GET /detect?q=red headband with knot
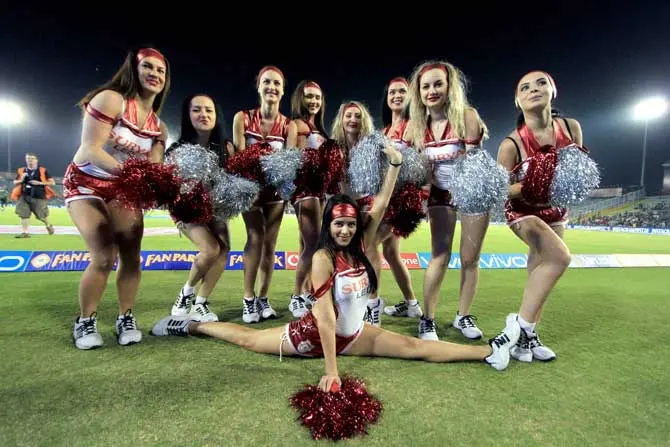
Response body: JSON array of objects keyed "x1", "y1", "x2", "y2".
[
  {"x1": 515, "y1": 71, "x2": 557, "y2": 107},
  {"x1": 418, "y1": 63, "x2": 447, "y2": 81},
  {"x1": 343, "y1": 102, "x2": 359, "y2": 113},
  {"x1": 137, "y1": 48, "x2": 165, "y2": 65},
  {"x1": 332, "y1": 204, "x2": 357, "y2": 219},
  {"x1": 305, "y1": 81, "x2": 321, "y2": 91},
  {"x1": 388, "y1": 77, "x2": 408, "y2": 87},
  {"x1": 257, "y1": 65, "x2": 285, "y2": 87}
]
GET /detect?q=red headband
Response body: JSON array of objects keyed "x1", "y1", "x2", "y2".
[
  {"x1": 257, "y1": 65, "x2": 285, "y2": 87},
  {"x1": 388, "y1": 77, "x2": 408, "y2": 87},
  {"x1": 332, "y1": 204, "x2": 357, "y2": 219},
  {"x1": 344, "y1": 102, "x2": 359, "y2": 113},
  {"x1": 137, "y1": 48, "x2": 165, "y2": 65},
  {"x1": 516, "y1": 71, "x2": 557, "y2": 105},
  {"x1": 418, "y1": 63, "x2": 448, "y2": 81},
  {"x1": 305, "y1": 81, "x2": 321, "y2": 91}
]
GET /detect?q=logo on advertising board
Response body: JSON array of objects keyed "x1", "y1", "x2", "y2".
[
  {"x1": 225, "y1": 251, "x2": 286, "y2": 270},
  {"x1": 26, "y1": 251, "x2": 100, "y2": 272},
  {"x1": 142, "y1": 251, "x2": 198, "y2": 271},
  {"x1": 0, "y1": 251, "x2": 31, "y2": 272},
  {"x1": 286, "y1": 251, "x2": 299, "y2": 271}
]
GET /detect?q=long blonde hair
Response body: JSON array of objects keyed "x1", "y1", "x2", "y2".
[
  {"x1": 405, "y1": 60, "x2": 487, "y2": 149},
  {"x1": 330, "y1": 101, "x2": 375, "y2": 148}
]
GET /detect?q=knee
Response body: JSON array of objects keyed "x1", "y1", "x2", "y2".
[
  {"x1": 382, "y1": 244, "x2": 398, "y2": 262},
  {"x1": 91, "y1": 251, "x2": 117, "y2": 272},
  {"x1": 460, "y1": 255, "x2": 480, "y2": 271},
  {"x1": 246, "y1": 229, "x2": 264, "y2": 247},
  {"x1": 430, "y1": 251, "x2": 452, "y2": 269},
  {"x1": 199, "y1": 244, "x2": 221, "y2": 264},
  {"x1": 554, "y1": 249, "x2": 572, "y2": 271}
]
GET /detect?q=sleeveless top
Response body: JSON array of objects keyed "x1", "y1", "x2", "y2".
[
  {"x1": 297, "y1": 118, "x2": 326, "y2": 149},
  {"x1": 383, "y1": 118, "x2": 409, "y2": 150},
  {"x1": 243, "y1": 108, "x2": 290, "y2": 150}
]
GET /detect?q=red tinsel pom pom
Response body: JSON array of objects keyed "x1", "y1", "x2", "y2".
[
  {"x1": 115, "y1": 157, "x2": 180, "y2": 210},
  {"x1": 320, "y1": 139, "x2": 344, "y2": 196},
  {"x1": 225, "y1": 142, "x2": 273, "y2": 184},
  {"x1": 168, "y1": 181, "x2": 213, "y2": 225},
  {"x1": 289, "y1": 375, "x2": 383, "y2": 441},
  {"x1": 521, "y1": 147, "x2": 558, "y2": 205},
  {"x1": 384, "y1": 184, "x2": 426, "y2": 238},
  {"x1": 294, "y1": 148, "x2": 326, "y2": 197}
]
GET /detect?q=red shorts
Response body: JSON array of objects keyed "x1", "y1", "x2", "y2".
[
  {"x1": 63, "y1": 162, "x2": 117, "y2": 204},
  {"x1": 505, "y1": 199, "x2": 568, "y2": 226},
  {"x1": 427, "y1": 184, "x2": 454, "y2": 208},
  {"x1": 283, "y1": 311, "x2": 362, "y2": 357}
]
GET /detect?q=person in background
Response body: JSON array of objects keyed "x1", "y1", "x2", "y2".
[{"x1": 11, "y1": 152, "x2": 56, "y2": 238}]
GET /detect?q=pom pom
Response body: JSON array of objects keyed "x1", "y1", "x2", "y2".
[
  {"x1": 169, "y1": 181, "x2": 213, "y2": 224},
  {"x1": 549, "y1": 145, "x2": 600, "y2": 207},
  {"x1": 293, "y1": 148, "x2": 327, "y2": 199},
  {"x1": 446, "y1": 149, "x2": 509, "y2": 214},
  {"x1": 115, "y1": 157, "x2": 180, "y2": 210},
  {"x1": 521, "y1": 145, "x2": 558, "y2": 204},
  {"x1": 260, "y1": 147, "x2": 302, "y2": 200},
  {"x1": 209, "y1": 171, "x2": 260, "y2": 221},
  {"x1": 348, "y1": 131, "x2": 388, "y2": 196},
  {"x1": 164, "y1": 143, "x2": 219, "y2": 187},
  {"x1": 289, "y1": 375, "x2": 383, "y2": 441},
  {"x1": 384, "y1": 183, "x2": 426, "y2": 237},
  {"x1": 321, "y1": 139, "x2": 345, "y2": 195},
  {"x1": 225, "y1": 142, "x2": 274, "y2": 184},
  {"x1": 397, "y1": 146, "x2": 429, "y2": 186}
]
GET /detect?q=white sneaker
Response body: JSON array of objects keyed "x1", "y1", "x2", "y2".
[
  {"x1": 172, "y1": 287, "x2": 194, "y2": 316},
  {"x1": 242, "y1": 298, "x2": 260, "y2": 324},
  {"x1": 73, "y1": 313, "x2": 103, "y2": 350},
  {"x1": 189, "y1": 301, "x2": 219, "y2": 322},
  {"x1": 366, "y1": 298, "x2": 383, "y2": 327},
  {"x1": 288, "y1": 295, "x2": 308, "y2": 318},
  {"x1": 453, "y1": 313, "x2": 483, "y2": 340},
  {"x1": 384, "y1": 300, "x2": 423, "y2": 318},
  {"x1": 510, "y1": 328, "x2": 533, "y2": 362},
  {"x1": 528, "y1": 331, "x2": 557, "y2": 361},
  {"x1": 257, "y1": 297, "x2": 278, "y2": 320},
  {"x1": 116, "y1": 310, "x2": 142, "y2": 346},
  {"x1": 485, "y1": 313, "x2": 521, "y2": 371},
  {"x1": 151, "y1": 315, "x2": 192, "y2": 336},
  {"x1": 302, "y1": 294, "x2": 316, "y2": 309},
  {"x1": 418, "y1": 317, "x2": 439, "y2": 341}
]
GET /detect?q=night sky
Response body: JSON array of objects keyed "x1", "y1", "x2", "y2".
[{"x1": 1, "y1": 5, "x2": 669, "y2": 192}]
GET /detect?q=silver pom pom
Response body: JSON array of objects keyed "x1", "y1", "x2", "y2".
[
  {"x1": 210, "y1": 171, "x2": 260, "y2": 221},
  {"x1": 398, "y1": 146, "x2": 429, "y2": 187},
  {"x1": 165, "y1": 143, "x2": 219, "y2": 186},
  {"x1": 260, "y1": 147, "x2": 302, "y2": 201},
  {"x1": 550, "y1": 145, "x2": 600, "y2": 207},
  {"x1": 348, "y1": 131, "x2": 388, "y2": 196},
  {"x1": 447, "y1": 149, "x2": 509, "y2": 215}
]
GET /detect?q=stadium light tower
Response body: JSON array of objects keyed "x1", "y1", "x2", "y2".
[
  {"x1": 0, "y1": 100, "x2": 24, "y2": 173},
  {"x1": 633, "y1": 96, "x2": 668, "y2": 189}
]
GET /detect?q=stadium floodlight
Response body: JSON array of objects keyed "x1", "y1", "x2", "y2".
[
  {"x1": 633, "y1": 96, "x2": 668, "y2": 188},
  {"x1": 0, "y1": 100, "x2": 24, "y2": 173}
]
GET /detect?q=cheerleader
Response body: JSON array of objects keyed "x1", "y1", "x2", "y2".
[
  {"x1": 288, "y1": 80, "x2": 329, "y2": 317},
  {"x1": 152, "y1": 143, "x2": 521, "y2": 388},
  {"x1": 167, "y1": 94, "x2": 234, "y2": 322},
  {"x1": 496, "y1": 71, "x2": 579, "y2": 362},
  {"x1": 404, "y1": 60, "x2": 490, "y2": 341},
  {"x1": 65, "y1": 47, "x2": 169, "y2": 349},
  {"x1": 232, "y1": 66, "x2": 297, "y2": 323}
]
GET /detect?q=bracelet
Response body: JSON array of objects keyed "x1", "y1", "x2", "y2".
[{"x1": 389, "y1": 161, "x2": 402, "y2": 167}]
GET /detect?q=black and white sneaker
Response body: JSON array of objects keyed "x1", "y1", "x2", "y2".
[
  {"x1": 527, "y1": 331, "x2": 557, "y2": 361},
  {"x1": 116, "y1": 309, "x2": 142, "y2": 346},
  {"x1": 384, "y1": 300, "x2": 423, "y2": 318},
  {"x1": 510, "y1": 328, "x2": 532, "y2": 362},
  {"x1": 419, "y1": 317, "x2": 439, "y2": 341},
  {"x1": 257, "y1": 297, "x2": 278, "y2": 320},
  {"x1": 366, "y1": 298, "x2": 383, "y2": 327},
  {"x1": 485, "y1": 313, "x2": 521, "y2": 371},
  {"x1": 73, "y1": 313, "x2": 103, "y2": 350},
  {"x1": 172, "y1": 287, "x2": 194, "y2": 316},
  {"x1": 189, "y1": 300, "x2": 218, "y2": 322},
  {"x1": 151, "y1": 315, "x2": 192, "y2": 336},
  {"x1": 453, "y1": 313, "x2": 483, "y2": 340},
  {"x1": 288, "y1": 295, "x2": 308, "y2": 318},
  {"x1": 242, "y1": 298, "x2": 260, "y2": 324}
]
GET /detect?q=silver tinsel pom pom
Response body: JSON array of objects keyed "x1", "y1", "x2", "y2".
[
  {"x1": 165, "y1": 143, "x2": 219, "y2": 186},
  {"x1": 550, "y1": 145, "x2": 600, "y2": 207},
  {"x1": 398, "y1": 146, "x2": 429, "y2": 187},
  {"x1": 210, "y1": 171, "x2": 260, "y2": 221},
  {"x1": 260, "y1": 147, "x2": 302, "y2": 200},
  {"x1": 447, "y1": 149, "x2": 509, "y2": 215},
  {"x1": 348, "y1": 131, "x2": 388, "y2": 196}
]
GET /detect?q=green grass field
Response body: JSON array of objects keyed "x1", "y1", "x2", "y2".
[{"x1": 1, "y1": 207, "x2": 669, "y2": 446}]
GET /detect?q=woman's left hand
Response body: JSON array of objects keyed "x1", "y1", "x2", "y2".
[{"x1": 382, "y1": 144, "x2": 402, "y2": 165}]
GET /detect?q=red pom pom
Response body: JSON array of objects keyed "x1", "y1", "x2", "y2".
[
  {"x1": 293, "y1": 148, "x2": 326, "y2": 199},
  {"x1": 384, "y1": 184, "x2": 426, "y2": 238},
  {"x1": 521, "y1": 146, "x2": 558, "y2": 205},
  {"x1": 289, "y1": 375, "x2": 383, "y2": 441},
  {"x1": 320, "y1": 139, "x2": 344, "y2": 195},
  {"x1": 225, "y1": 142, "x2": 273, "y2": 184},
  {"x1": 115, "y1": 158, "x2": 180, "y2": 210},
  {"x1": 169, "y1": 181, "x2": 213, "y2": 224}
]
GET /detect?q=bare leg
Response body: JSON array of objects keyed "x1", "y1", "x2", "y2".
[
  {"x1": 382, "y1": 233, "x2": 416, "y2": 301},
  {"x1": 190, "y1": 321, "x2": 295, "y2": 356},
  {"x1": 179, "y1": 224, "x2": 222, "y2": 288},
  {"x1": 258, "y1": 202, "x2": 285, "y2": 298},
  {"x1": 294, "y1": 198, "x2": 320, "y2": 296},
  {"x1": 533, "y1": 224, "x2": 566, "y2": 325},
  {"x1": 198, "y1": 224, "x2": 230, "y2": 298},
  {"x1": 67, "y1": 199, "x2": 117, "y2": 316},
  {"x1": 108, "y1": 203, "x2": 144, "y2": 314},
  {"x1": 458, "y1": 214, "x2": 490, "y2": 315},
  {"x1": 242, "y1": 208, "x2": 265, "y2": 297},
  {"x1": 422, "y1": 207, "x2": 458, "y2": 319},
  {"x1": 20, "y1": 218, "x2": 30, "y2": 233}
]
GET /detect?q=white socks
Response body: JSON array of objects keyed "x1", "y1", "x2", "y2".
[
  {"x1": 183, "y1": 283, "x2": 195, "y2": 295},
  {"x1": 518, "y1": 315, "x2": 536, "y2": 334}
]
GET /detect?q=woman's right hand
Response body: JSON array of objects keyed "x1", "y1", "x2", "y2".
[
  {"x1": 319, "y1": 374, "x2": 342, "y2": 392},
  {"x1": 382, "y1": 144, "x2": 403, "y2": 165}
]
